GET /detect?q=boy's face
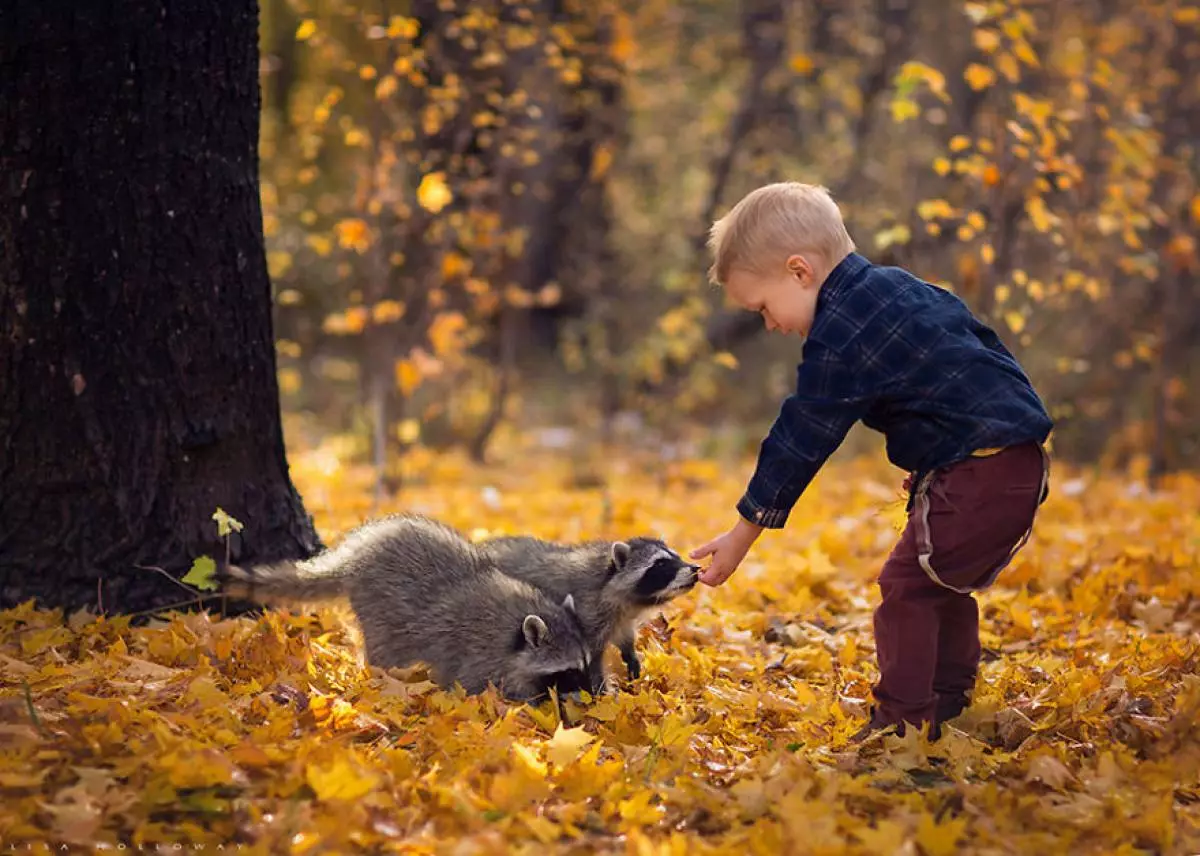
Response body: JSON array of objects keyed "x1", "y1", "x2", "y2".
[{"x1": 724, "y1": 254, "x2": 821, "y2": 337}]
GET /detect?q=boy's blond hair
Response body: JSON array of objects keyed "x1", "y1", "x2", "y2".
[{"x1": 707, "y1": 182, "x2": 856, "y2": 285}]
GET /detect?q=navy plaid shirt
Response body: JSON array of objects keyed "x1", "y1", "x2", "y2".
[{"x1": 738, "y1": 252, "x2": 1053, "y2": 529}]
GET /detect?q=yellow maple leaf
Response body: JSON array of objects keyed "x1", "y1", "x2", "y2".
[
  {"x1": 544, "y1": 723, "x2": 597, "y2": 767},
  {"x1": 964, "y1": 63, "x2": 996, "y2": 91},
  {"x1": 730, "y1": 776, "x2": 768, "y2": 819},
  {"x1": 849, "y1": 821, "x2": 907, "y2": 853},
  {"x1": 617, "y1": 790, "x2": 662, "y2": 827},
  {"x1": 1025, "y1": 195, "x2": 1053, "y2": 232},
  {"x1": 1014, "y1": 39, "x2": 1040, "y2": 67},
  {"x1": 184, "y1": 676, "x2": 227, "y2": 709},
  {"x1": 890, "y1": 98, "x2": 921, "y2": 123},
  {"x1": 521, "y1": 814, "x2": 560, "y2": 845},
  {"x1": 295, "y1": 19, "x2": 317, "y2": 41},
  {"x1": 1025, "y1": 753, "x2": 1075, "y2": 789},
  {"x1": 511, "y1": 742, "x2": 548, "y2": 779},
  {"x1": 917, "y1": 199, "x2": 955, "y2": 220},
  {"x1": 713, "y1": 351, "x2": 739, "y2": 370},
  {"x1": 334, "y1": 218, "x2": 370, "y2": 253},
  {"x1": 788, "y1": 53, "x2": 815, "y2": 74},
  {"x1": 387, "y1": 15, "x2": 420, "y2": 40},
  {"x1": 996, "y1": 52, "x2": 1021, "y2": 82},
  {"x1": 916, "y1": 813, "x2": 968, "y2": 856},
  {"x1": 305, "y1": 756, "x2": 378, "y2": 801},
  {"x1": 375, "y1": 75, "x2": 399, "y2": 101},
  {"x1": 973, "y1": 28, "x2": 1001, "y2": 53},
  {"x1": 428, "y1": 311, "x2": 468, "y2": 357},
  {"x1": 441, "y1": 251, "x2": 471, "y2": 280},
  {"x1": 590, "y1": 145, "x2": 614, "y2": 181},
  {"x1": 0, "y1": 769, "x2": 47, "y2": 788},
  {"x1": 417, "y1": 171, "x2": 453, "y2": 214},
  {"x1": 394, "y1": 358, "x2": 422, "y2": 395},
  {"x1": 306, "y1": 233, "x2": 333, "y2": 257},
  {"x1": 267, "y1": 250, "x2": 293, "y2": 280},
  {"x1": 396, "y1": 419, "x2": 421, "y2": 445},
  {"x1": 165, "y1": 748, "x2": 238, "y2": 789}
]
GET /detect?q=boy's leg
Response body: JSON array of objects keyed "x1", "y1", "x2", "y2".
[
  {"x1": 933, "y1": 593, "x2": 979, "y2": 723},
  {"x1": 870, "y1": 520, "x2": 955, "y2": 731},
  {"x1": 916, "y1": 443, "x2": 1049, "y2": 724}
]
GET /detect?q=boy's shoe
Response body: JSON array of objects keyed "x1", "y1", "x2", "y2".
[
  {"x1": 936, "y1": 693, "x2": 969, "y2": 724},
  {"x1": 849, "y1": 708, "x2": 943, "y2": 743},
  {"x1": 848, "y1": 710, "x2": 902, "y2": 744}
]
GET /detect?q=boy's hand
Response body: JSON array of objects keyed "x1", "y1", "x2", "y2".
[{"x1": 690, "y1": 518, "x2": 764, "y2": 586}]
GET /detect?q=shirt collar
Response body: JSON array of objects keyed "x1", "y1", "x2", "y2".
[{"x1": 816, "y1": 251, "x2": 871, "y2": 313}]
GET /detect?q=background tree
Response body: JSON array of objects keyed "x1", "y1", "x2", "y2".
[
  {"x1": 260, "y1": 0, "x2": 626, "y2": 494},
  {"x1": 258, "y1": 0, "x2": 1200, "y2": 487},
  {"x1": 0, "y1": 1, "x2": 321, "y2": 614}
]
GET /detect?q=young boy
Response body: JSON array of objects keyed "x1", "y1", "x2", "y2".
[{"x1": 690, "y1": 182, "x2": 1052, "y2": 740}]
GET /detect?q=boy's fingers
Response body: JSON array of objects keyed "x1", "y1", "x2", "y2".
[
  {"x1": 699, "y1": 560, "x2": 732, "y2": 587},
  {"x1": 689, "y1": 541, "x2": 717, "y2": 560}
]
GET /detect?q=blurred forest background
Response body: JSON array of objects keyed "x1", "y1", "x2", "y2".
[{"x1": 255, "y1": 0, "x2": 1200, "y2": 487}]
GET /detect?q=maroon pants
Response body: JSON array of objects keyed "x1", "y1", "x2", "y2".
[{"x1": 872, "y1": 442, "x2": 1049, "y2": 730}]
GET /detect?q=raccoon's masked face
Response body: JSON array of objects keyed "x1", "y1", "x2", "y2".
[
  {"x1": 607, "y1": 538, "x2": 701, "y2": 607},
  {"x1": 507, "y1": 594, "x2": 595, "y2": 702}
]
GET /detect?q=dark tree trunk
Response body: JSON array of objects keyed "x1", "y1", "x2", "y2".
[{"x1": 0, "y1": 1, "x2": 322, "y2": 615}]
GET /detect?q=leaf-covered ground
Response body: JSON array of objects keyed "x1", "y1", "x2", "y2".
[{"x1": 3, "y1": 439, "x2": 1198, "y2": 854}]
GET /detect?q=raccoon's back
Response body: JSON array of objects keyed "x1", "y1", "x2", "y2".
[
  {"x1": 338, "y1": 513, "x2": 483, "y2": 598},
  {"x1": 479, "y1": 536, "x2": 608, "y2": 596}
]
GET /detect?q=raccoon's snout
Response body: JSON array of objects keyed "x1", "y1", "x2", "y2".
[{"x1": 675, "y1": 562, "x2": 702, "y2": 591}]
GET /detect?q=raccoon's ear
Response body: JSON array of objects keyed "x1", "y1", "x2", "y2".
[
  {"x1": 562, "y1": 594, "x2": 576, "y2": 613},
  {"x1": 610, "y1": 541, "x2": 631, "y2": 569},
  {"x1": 522, "y1": 614, "x2": 550, "y2": 647}
]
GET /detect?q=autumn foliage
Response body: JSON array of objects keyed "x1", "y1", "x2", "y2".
[
  {"x1": 4, "y1": 0, "x2": 1199, "y2": 851},
  {"x1": 259, "y1": 0, "x2": 1200, "y2": 476},
  {"x1": 3, "y1": 436, "x2": 1197, "y2": 852}
]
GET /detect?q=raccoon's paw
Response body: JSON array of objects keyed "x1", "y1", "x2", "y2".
[{"x1": 621, "y1": 646, "x2": 642, "y2": 681}]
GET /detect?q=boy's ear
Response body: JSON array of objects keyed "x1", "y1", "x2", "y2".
[
  {"x1": 786, "y1": 253, "x2": 819, "y2": 287},
  {"x1": 786, "y1": 253, "x2": 810, "y2": 276}
]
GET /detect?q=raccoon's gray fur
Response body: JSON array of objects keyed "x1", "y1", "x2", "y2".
[
  {"x1": 217, "y1": 513, "x2": 593, "y2": 703},
  {"x1": 479, "y1": 535, "x2": 699, "y2": 688}
]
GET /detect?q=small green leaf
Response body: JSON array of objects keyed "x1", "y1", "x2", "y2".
[
  {"x1": 183, "y1": 556, "x2": 219, "y2": 591},
  {"x1": 212, "y1": 507, "x2": 244, "y2": 537}
]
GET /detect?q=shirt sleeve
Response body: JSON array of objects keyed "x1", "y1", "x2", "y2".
[{"x1": 736, "y1": 339, "x2": 873, "y2": 529}]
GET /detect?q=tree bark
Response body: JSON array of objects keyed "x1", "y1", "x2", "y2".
[{"x1": 0, "y1": 1, "x2": 321, "y2": 615}]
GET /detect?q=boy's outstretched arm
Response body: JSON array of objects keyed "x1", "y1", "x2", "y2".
[
  {"x1": 690, "y1": 517, "x2": 763, "y2": 586},
  {"x1": 691, "y1": 339, "x2": 874, "y2": 587}
]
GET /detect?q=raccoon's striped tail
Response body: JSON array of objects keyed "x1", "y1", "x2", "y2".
[{"x1": 216, "y1": 559, "x2": 349, "y2": 604}]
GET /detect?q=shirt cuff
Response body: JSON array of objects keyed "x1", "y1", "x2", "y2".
[{"x1": 736, "y1": 492, "x2": 790, "y2": 529}]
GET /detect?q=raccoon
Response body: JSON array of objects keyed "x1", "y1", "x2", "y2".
[
  {"x1": 217, "y1": 513, "x2": 593, "y2": 703},
  {"x1": 479, "y1": 535, "x2": 700, "y2": 687}
]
